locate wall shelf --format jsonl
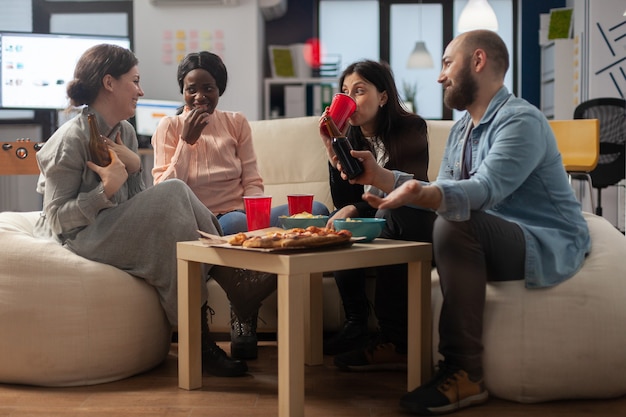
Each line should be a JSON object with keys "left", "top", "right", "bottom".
{"left": 264, "top": 78, "right": 338, "bottom": 120}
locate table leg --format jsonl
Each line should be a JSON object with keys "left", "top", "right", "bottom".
{"left": 277, "top": 273, "right": 306, "bottom": 417}
{"left": 407, "top": 259, "right": 432, "bottom": 391}
{"left": 304, "top": 272, "right": 324, "bottom": 365}
{"left": 177, "top": 258, "right": 203, "bottom": 390}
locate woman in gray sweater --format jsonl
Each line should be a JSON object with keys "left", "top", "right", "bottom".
{"left": 33, "top": 43, "right": 246, "bottom": 377}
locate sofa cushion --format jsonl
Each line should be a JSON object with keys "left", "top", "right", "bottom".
{"left": 250, "top": 116, "right": 333, "bottom": 210}
{"left": 431, "top": 212, "right": 626, "bottom": 403}
{"left": 426, "top": 120, "right": 454, "bottom": 181}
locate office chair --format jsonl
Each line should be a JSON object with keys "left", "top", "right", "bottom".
{"left": 549, "top": 119, "right": 600, "bottom": 213}
{"left": 574, "top": 98, "right": 626, "bottom": 216}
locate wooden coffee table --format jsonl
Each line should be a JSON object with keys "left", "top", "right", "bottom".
{"left": 176, "top": 237, "right": 432, "bottom": 417}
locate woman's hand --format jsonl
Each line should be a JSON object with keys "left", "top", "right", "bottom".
{"left": 181, "top": 105, "right": 210, "bottom": 145}
{"left": 87, "top": 149, "right": 128, "bottom": 199}
{"left": 318, "top": 107, "right": 337, "bottom": 166}
{"left": 326, "top": 205, "right": 359, "bottom": 228}
{"left": 106, "top": 131, "right": 141, "bottom": 174}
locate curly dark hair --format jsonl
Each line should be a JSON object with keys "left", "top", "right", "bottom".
{"left": 176, "top": 51, "right": 228, "bottom": 96}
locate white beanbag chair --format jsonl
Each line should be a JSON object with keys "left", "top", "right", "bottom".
{"left": 431, "top": 212, "right": 626, "bottom": 403}
{"left": 0, "top": 211, "right": 171, "bottom": 387}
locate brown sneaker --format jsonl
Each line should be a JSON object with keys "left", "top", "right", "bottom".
{"left": 399, "top": 361, "right": 488, "bottom": 415}
{"left": 333, "top": 339, "right": 407, "bottom": 371}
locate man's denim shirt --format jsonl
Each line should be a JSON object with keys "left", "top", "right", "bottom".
{"left": 393, "top": 87, "right": 591, "bottom": 288}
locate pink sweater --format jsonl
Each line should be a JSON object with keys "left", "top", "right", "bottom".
{"left": 151, "top": 109, "right": 264, "bottom": 214}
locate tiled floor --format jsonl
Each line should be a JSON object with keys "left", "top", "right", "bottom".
{"left": 0, "top": 341, "right": 624, "bottom": 416}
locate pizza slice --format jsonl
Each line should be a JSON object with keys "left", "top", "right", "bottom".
{"left": 228, "top": 226, "right": 352, "bottom": 249}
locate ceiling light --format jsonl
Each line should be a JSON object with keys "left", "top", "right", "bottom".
{"left": 407, "top": 2, "right": 434, "bottom": 69}
{"left": 458, "top": 0, "right": 499, "bottom": 33}
{"left": 407, "top": 41, "right": 434, "bottom": 69}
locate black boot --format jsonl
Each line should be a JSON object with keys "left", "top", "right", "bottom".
{"left": 323, "top": 320, "right": 370, "bottom": 356}
{"left": 201, "top": 303, "right": 248, "bottom": 377}
{"left": 210, "top": 266, "right": 276, "bottom": 361}
{"left": 230, "top": 306, "right": 259, "bottom": 360}
{"left": 324, "top": 269, "right": 371, "bottom": 356}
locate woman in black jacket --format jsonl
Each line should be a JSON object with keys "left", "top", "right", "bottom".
{"left": 319, "top": 60, "right": 436, "bottom": 370}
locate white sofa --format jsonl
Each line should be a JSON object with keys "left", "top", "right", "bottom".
{"left": 205, "top": 116, "right": 454, "bottom": 334}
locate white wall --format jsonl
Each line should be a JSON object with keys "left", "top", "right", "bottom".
{"left": 133, "top": 0, "right": 265, "bottom": 121}
{"left": 570, "top": 0, "right": 626, "bottom": 102}
{"left": 570, "top": 0, "right": 625, "bottom": 232}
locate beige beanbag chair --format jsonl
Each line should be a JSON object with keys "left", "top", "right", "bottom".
{"left": 431, "top": 212, "right": 626, "bottom": 403}
{"left": 0, "top": 211, "right": 171, "bottom": 386}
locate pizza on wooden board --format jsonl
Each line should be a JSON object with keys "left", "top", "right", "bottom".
{"left": 228, "top": 226, "right": 353, "bottom": 249}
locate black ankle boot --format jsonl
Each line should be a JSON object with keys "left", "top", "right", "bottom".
{"left": 202, "top": 339, "right": 248, "bottom": 377}
{"left": 201, "top": 303, "right": 248, "bottom": 377}
{"left": 324, "top": 284, "right": 371, "bottom": 356}
{"left": 230, "top": 306, "right": 258, "bottom": 360}
{"left": 323, "top": 320, "right": 370, "bottom": 356}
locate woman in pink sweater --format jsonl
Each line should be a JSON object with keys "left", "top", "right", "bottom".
{"left": 152, "top": 51, "right": 327, "bottom": 361}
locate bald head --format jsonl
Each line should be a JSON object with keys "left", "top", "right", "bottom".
{"left": 456, "top": 30, "right": 509, "bottom": 78}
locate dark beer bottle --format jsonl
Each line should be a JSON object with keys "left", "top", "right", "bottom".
{"left": 87, "top": 113, "right": 111, "bottom": 167}
{"left": 322, "top": 115, "right": 363, "bottom": 179}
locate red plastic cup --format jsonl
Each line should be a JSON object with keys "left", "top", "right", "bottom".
{"left": 328, "top": 93, "right": 356, "bottom": 134}
{"left": 243, "top": 195, "right": 272, "bottom": 231}
{"left": 287, "top": 194, "right": 314, "bottom": 216}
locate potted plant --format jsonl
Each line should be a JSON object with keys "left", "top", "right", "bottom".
{"left": 402, "top": 80, "right": 417, "bottom": 113}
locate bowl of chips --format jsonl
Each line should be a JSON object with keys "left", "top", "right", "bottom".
{"left": 333, "top": 218, "right": 386, "bottom": 242}
{"left": 278, "top": 212, "right": 329, "bottom": 229}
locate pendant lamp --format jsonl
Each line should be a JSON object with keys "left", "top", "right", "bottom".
{"left": 407, "top": 41, "right": 434, "bottom": 68}
{"left": 458, "top": 0, "right": 499, "bottom": 33}
{"left": 406, "top": 2, "right": 434, "bottom": 69}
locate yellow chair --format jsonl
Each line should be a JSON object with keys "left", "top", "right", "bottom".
{"left": 549, "top": 119, "right": 600, "bottom": 213}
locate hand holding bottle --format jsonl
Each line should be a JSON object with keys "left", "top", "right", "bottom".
{"left": 322, "top": 115, "right": 363, "bottom": 179}
{"left": 87, "top": 148, "right": 128, "bottom": 199}
{"left": 88, "top": 113, "right": 111, "bottom": 167}
{"left": 106, "top": 131, "right": 141, "bottom": 174}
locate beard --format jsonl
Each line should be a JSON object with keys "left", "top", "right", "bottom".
{"left": 443, "top": 63, "right": 478, "bottom": 111}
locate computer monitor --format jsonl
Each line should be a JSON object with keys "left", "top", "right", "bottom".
{"left": 133, "top": 99, "right": 182, "bottom": 145}
{"left": 0, "top": 32, "right": 131, "bottom": 110}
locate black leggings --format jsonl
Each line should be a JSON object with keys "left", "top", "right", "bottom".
{"left": 334, "top": 205, "right": 437, "bottom": 352}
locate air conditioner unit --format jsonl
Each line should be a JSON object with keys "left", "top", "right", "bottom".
{"left": 150, "top": 0, "right": 239, "bottom": 6}
{"left": 260, "top": 0, "right": 287, "bottom": 21}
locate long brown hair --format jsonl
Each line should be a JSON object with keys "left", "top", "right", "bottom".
{"left": 341, "top": 59, "right": 427, "bottom": 166}
{"left": 66, "top": 44, "right": 138, "bottom": 107}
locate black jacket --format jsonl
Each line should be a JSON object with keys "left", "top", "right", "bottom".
{"left": 329, "top": 114, "right": 429, "bottom": 216}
